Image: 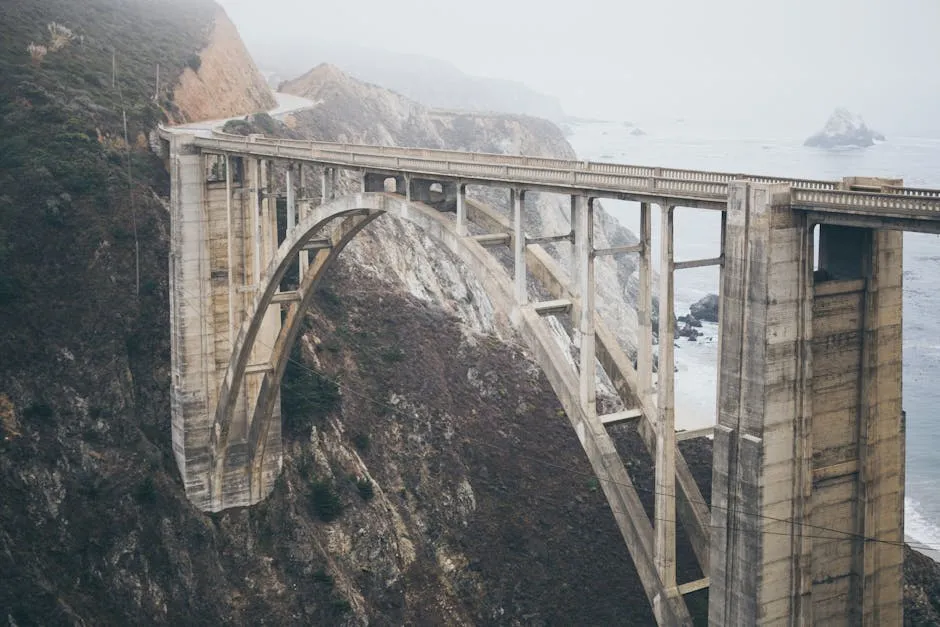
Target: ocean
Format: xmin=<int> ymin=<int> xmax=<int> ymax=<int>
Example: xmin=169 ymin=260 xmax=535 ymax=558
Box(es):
xmin=566 ymin=118 xmax=940 ymax=557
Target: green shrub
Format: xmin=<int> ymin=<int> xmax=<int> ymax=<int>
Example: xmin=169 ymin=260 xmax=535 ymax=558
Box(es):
xmin=351 ymin=431 xmax=369 ymax=452
xmin=133 ymin=476 xmax=157 ymax=504
xmin=312 ymin=569 xmax=334 ymax=586
xmin=185 ymin=53 xmax=201 ymax=72
xmin=281 ymin=344 xmax=341 ymax=437
xmin=356 ymin=477 xmax=374 ymax=501
xmin=310 ymin=479 xmax=342 ymax=522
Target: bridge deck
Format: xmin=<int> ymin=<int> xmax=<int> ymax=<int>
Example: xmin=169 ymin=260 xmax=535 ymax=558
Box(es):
xmin=184 ymin=132 xmax=940 ymax=228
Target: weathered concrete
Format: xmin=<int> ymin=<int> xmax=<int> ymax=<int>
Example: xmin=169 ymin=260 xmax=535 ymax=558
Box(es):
xmin=170 ymin=139 xmax=281 ymax=511
xmin=709 ymin=182 xmax=904 ymax=626
xmin=167 ymin=131 xmax=917 ymax=624
xmin=654 ymin=204 xmax=678 ymax=617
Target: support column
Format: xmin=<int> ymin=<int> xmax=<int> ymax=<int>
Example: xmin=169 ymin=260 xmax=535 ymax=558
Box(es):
xmin=225 ymin=155 xmax=235 ymax=346
xmin=710 ymin=182 xmax=813 ymax=626
xmin=637 ymin=202 xmax=653 ymax=403
xmin=286 ymin=164 xmax=295 ymax=233
xmin=575 ymin=196 xmax=596 ymax=417
xmin=570 ymin=195 xmax=580 ymax=299
xmin=299 ymin=165 xmax=308 ymax=281
xmin=252 ymin=158 xmax=262 ymax=283
xmin=513 ymin=188 xmax=527 ymax=304
xmin=859 ymin=229 xmax=904 ymax=626
xmin=654 ymin=204 xmax=677 ymax=609
xmin=456 ymin=182 xmax=467 ymax=236
xmin=320 ymin=166 xmax=334 ymax=204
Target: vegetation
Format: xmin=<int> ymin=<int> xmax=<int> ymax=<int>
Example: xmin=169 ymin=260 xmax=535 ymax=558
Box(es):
xmin=355 ymin=477 xmax=374 ymax=501
xmin=310 ymin=479 xmax=343 ymax=522
xmin=281 ymin=344 xmax=341 ymax=437
xmin=0 ymin=0 xmax=216 ymax=368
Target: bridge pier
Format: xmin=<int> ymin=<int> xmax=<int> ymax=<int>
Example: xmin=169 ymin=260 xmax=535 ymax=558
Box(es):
xmin=169 ymin=137 xmax=282 ymax=511
xmin=654 ymin=204 xmax=678 ymax=611
xmin=710 ymin=182 xmax=904 ymax=625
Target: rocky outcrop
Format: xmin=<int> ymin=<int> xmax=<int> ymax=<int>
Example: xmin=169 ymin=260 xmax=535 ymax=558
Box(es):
xmin=689 ymin=293 xmax=719 ymax=323
xmin=804 ymin=108 xmax=885 ymax=149
xmin=171 ymin=9 xmax=275 ymax=123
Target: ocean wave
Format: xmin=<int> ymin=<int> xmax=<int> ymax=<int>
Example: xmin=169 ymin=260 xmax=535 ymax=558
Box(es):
xmin=906 ymin=497 xmax=940 ymax=554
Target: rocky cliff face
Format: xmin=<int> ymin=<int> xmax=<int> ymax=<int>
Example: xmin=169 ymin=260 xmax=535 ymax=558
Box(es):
xmin=281 ymin=64 xmax=647 ymax=374
xmin=171 ymin=9 xmax=275 ymax=123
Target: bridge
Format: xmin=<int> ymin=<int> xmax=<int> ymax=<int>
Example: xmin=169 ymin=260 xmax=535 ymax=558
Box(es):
xmin=162 ymin=126 xmax=940 ymax=625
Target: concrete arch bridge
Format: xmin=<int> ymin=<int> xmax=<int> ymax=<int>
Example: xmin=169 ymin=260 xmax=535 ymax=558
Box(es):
xmin=163 ymin=128 xmax=940 ymax=625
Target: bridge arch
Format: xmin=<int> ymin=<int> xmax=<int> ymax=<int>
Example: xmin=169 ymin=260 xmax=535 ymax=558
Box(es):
xmin=209 ymin=191 xmax=693 ymax=625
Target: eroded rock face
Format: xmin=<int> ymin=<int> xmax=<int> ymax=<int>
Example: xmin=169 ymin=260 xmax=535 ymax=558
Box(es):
xmin=804 ymin=108 xmax=885 ymax=149
xmin=171 ymin=9 xmax=275 ymax=123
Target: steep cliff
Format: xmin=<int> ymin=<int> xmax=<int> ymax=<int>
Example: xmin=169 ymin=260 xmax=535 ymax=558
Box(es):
xmin=171 ymin=9 xmax=276 ymax=123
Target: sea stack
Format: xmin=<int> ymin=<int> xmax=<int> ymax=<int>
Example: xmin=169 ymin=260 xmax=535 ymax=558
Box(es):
xmin=804 ymin=108 xmax=885 ymax=149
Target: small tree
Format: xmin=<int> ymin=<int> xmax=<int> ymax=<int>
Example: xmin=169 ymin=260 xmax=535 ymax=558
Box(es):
xmin=47 ymin=22 xmax=75 ymax=51
xmin=27 ymin=43 xmax=47 ymax=65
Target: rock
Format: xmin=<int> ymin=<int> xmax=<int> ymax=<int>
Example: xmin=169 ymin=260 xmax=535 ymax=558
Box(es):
xmin=630 ymin=127 xmax=646 ymax=136
xmin=689 ymin=294 xmax=719 ymax=323
xmin=677 ymin=320 xmax=702 ymax=341
xmin=677 ymin=314 xmax=702 ymax=328
xmin=804 ymin=108 xmax=885 ymax=149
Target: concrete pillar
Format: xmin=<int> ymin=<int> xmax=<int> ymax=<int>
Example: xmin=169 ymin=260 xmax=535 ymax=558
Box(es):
xmin=169 ymin=139 xmax=281 ymax=512
xmin=570 ymin=195 xmax=579 ymax=299
xmin=710 ymin=182 xmax=814 ymax=626
xmin=320 ymin=166 xmax=333 ymax=204
xmin=298 ymin=165 xmax=308 ymax=282
xmin=456 ymin=182 xmax=467 ymax=236
xmin=637 ymin=202 xmax=653 ymax=403
xmin=858 ymin=229 xmax=904 ymax=625
xmin=811 ymin=223 xmax=904 ymax=624
xmin=575 ymin=196 xmax=596 ymax=417
xmin=513 ymin=188 xmax=527 ymax=304
xmin=654 ymin=204 xmax=677 ymax=603
xmin=286 ymin=164 xmax=295 ymax=233
xmin=252 ymin=158 xmax=262 ymax=283
xmin=225 ymin=155 xmax=235 ymax=346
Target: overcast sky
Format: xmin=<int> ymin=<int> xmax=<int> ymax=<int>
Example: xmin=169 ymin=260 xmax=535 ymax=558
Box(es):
xmin=217 ymin=0 xmax=939 ymax=134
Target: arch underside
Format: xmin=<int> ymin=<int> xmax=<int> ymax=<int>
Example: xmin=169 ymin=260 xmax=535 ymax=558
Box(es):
xmin=212 ymin=192 xmax=702 ymax=624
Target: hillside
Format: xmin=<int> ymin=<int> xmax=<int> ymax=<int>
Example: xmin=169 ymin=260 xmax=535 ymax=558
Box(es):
xmin=0 ymin=2 xmax=938 ymax=624
xmin=256 ymin=41 xmax=565 ymax=121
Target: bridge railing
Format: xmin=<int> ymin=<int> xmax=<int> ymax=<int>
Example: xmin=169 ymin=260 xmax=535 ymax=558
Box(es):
xmin=791 ymin=189 xmax=940 ymax=216
xmin=208 ymin=130 xmax=843 ymax=191
xmin=195 ymin=132 xmax=940 ymax=217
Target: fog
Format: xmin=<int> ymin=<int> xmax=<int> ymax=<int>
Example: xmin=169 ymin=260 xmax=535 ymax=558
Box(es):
xmin=218 ymin=0 xmax=940 ymax=136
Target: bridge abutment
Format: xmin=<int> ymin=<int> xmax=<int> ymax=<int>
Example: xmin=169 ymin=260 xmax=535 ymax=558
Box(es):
xmin=710 ymin=182 xmax=904 ymax=625
xmin=170 ymin=138 xmax=282 ymax=511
